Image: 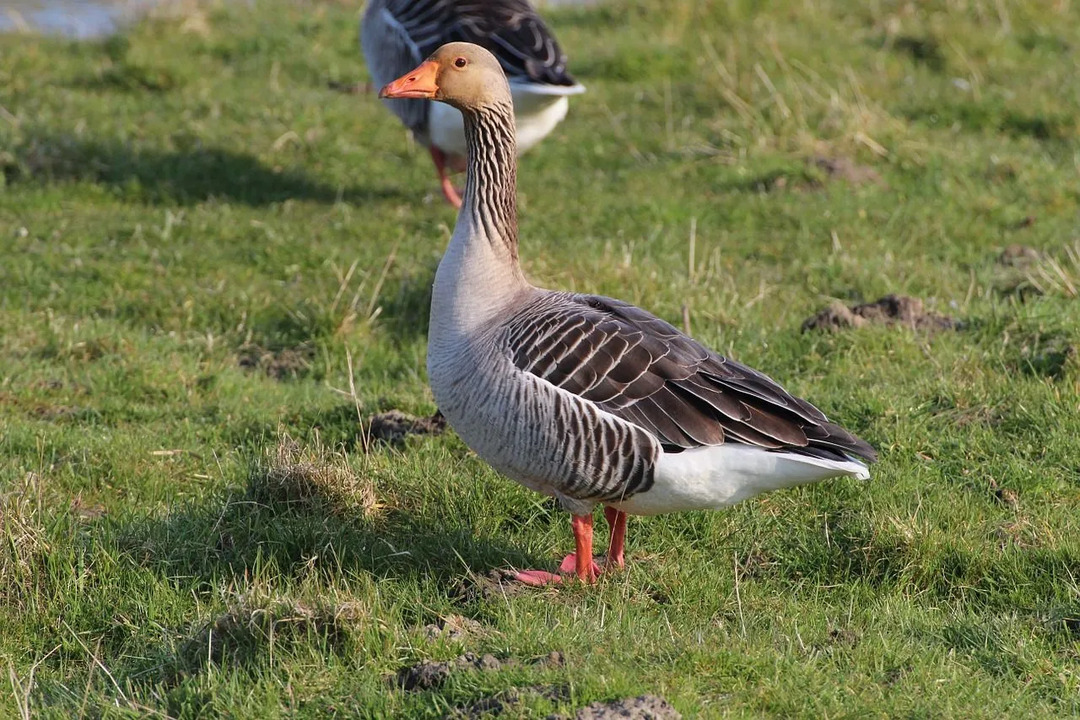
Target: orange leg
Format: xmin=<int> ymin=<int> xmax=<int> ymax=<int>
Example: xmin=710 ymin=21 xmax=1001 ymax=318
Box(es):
xmin=513 ymin=513 xmax=600 ymax=586
xmin=429 ymin=146 xmax=462 ymax=209
xmin=571 ymin=514 xmax=598 ymax=583
xmin=604 ymin=506 xmax=627 ymax=569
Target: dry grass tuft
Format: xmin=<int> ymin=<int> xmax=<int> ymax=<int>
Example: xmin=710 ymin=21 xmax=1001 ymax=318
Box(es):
xmin=1023 ymin=240 xmax=1080 ymax=299
xmin=246 ymin=435 xmax=385 ymax=518
xmin=0 ymin=473 xmax=51 ymax=608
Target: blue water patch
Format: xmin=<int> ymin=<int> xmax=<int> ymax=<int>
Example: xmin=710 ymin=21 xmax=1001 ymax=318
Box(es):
xmin=0 ymin=0 xmax=161 ymax=39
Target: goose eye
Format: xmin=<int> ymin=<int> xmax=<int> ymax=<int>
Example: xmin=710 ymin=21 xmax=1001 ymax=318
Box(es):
xmin=454 ymin=57 xmax=467 ymax=68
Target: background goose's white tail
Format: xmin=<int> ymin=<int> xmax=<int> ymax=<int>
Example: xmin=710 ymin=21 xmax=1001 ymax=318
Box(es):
xmin=612 ymin=444 xmax=870 ymax=516
xmin=509 ymin=80 xmax=587 ymax=96
xmin=428 ymin=87 xmax=577 ymax=157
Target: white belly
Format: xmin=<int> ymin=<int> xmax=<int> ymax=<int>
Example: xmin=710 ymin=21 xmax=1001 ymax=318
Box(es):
xmin=428 ymin=90 xmax=572 ymax=157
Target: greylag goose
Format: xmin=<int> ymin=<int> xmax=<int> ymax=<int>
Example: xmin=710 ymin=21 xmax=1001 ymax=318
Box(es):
xmin=380 ymin=44 xmax=878 ymax=585
xmin=361 ymin=0 xmax=584 ymax=208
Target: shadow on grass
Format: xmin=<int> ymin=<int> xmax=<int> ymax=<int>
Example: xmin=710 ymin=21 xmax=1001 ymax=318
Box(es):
xmin=899 ymin=104 xmax=1074 ymax=142
xmin=3 ymin=131 xmax=402 ymax=206
xmin=106 ymin=451 xmax=539 ymax=685
xmin=377 ymin=263 xmax=438 ymax=344
xmin=113 ymin=468 xmax=537 ymax=594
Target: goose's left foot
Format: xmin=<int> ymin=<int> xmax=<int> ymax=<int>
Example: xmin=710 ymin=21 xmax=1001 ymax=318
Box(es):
xmin=512 ymin=513 xmax=600 ymax=585
xmin=512 ymin=510 xmax=632 ymax=586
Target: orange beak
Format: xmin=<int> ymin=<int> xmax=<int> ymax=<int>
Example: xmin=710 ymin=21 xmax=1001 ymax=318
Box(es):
xmin=379 ymin=60 xmax=440 ymax=100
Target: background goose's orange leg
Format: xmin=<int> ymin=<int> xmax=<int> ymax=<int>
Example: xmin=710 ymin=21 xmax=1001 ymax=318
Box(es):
xmin=429 ymin=146 xmax=462 ymax=208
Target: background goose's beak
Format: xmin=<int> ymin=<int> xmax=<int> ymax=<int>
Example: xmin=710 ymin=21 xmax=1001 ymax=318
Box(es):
xmin=379 ymin=60 xmax=439 ymax=99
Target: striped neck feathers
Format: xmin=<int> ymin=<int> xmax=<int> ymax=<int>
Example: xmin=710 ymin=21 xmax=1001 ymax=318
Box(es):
xmin=458 ymin=101 xmax=520 ymax=266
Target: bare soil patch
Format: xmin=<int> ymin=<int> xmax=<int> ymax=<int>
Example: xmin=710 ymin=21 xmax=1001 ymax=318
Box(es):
xmin=237 ymin=344 xmax=314 ymax=379
xmin=395 ymin=651 xmax=565 ymax=691
xmin=421 ymin=613 xmax=486 ymax=642
xmin=574 ymin=694 xmax=682 ymax=720
xmin=812 ymin=156 xmax=887 ymax=188
xmin=998 ymin=244 xmax=1043 ymax=267
xmin=802 ymin=294 xmax=958 ymax=332
xmin=452 ymin=569 xmax=539 ymax=604
xmin=367 ymin=409 xmax=446 ymax=445
xmin=454 ymin=684 xmax=570 ymax=718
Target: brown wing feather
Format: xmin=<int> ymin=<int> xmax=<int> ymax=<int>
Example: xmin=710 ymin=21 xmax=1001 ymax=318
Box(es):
xmin=382 ymin=0 xmax=579 ymax=87
xmin=500 ymin=292 xmax=878 ymax=464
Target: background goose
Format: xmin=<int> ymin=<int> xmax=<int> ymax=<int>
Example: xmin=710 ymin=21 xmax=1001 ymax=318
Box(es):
xmin=380 ymin=43 xmax=878 ymax=585
xmin=362 ymin=0 xmax=584 ymax=208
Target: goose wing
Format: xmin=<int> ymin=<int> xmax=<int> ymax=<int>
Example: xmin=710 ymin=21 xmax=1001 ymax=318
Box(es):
xmin=501 ymin=293 xmax=877 ymax=463
xmin=372 ymin=0 xmax=580 ymax=88
xmin=360 ymin=0 xmax=430 ymax=133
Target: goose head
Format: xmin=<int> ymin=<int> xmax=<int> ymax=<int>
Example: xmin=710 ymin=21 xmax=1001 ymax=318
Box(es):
xmin=379 ymin=42 xmax=510 ymax=112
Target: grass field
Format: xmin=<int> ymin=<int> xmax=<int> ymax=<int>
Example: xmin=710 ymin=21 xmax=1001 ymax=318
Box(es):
xmin=2 ymin=0 xmax=1080 ymax=716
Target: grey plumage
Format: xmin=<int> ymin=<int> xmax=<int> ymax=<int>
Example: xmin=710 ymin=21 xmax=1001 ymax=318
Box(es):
xmin=409 ymin=42 xmax=876 ymax=523
xmin=362 ymin=0 xmax=579 ymax=141
xmin=500 ymin=293 xmax=879 ymax=463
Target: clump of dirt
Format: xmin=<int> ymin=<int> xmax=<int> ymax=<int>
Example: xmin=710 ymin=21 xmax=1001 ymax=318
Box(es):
xmin=69 ymin=494 xmax=106 ymax=521
xmin=246 ymin=435 xmax=384 ymax=518
xmin=395 ymin=651 xmax=567 ymax=691
xmin=237 ymin=344 xmax=313 ymax=380
xmin=394 ymin=653 xmax=504 ymax=691
xmin=396 ymin=659 xmax=454 ymax=691
xmin=801 ymin=294 xmax=958 ymax=332
xmin=994 ymin=244 xmax=1046 ymax=299
xmin=812 ymin=156 xmax=886 ymax=188
xmin=367 ymin=410 xmax=446 ymax=445
xmin=737 ymin=548 xmax=777 ymax=579
xmin=452 ymin=569 xmax=537 ymax=604
xmin=988 ymin=479 xmax=1020 ymax=510
xmin=998 ymin=244 xmax=1043 ymax=266
xmin=29 ymin=403 xmax=82 ymax=421
xmin=574 ymin=695 xmax=682 ymax=720
xmin=828 ymin=627 xmax=860 ymax=648
xmin=995 ymin=519 xmax=1039 ymax=550
xmin=453 ymin=684 xmax=570 ymax=718
xmin=421 ymin=614 xmax=486 ymax=642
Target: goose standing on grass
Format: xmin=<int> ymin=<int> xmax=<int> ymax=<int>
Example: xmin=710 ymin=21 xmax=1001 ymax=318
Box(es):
xmin=361 ymin=0 xmax=584 ymax=208
xmin=380 ymin=43 xmax=878 ymax=585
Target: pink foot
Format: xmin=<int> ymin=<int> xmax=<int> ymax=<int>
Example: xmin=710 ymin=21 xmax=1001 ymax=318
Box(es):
xmin=511 ymin=556 xmax=602 ymax=586
xmin=508 ymin=514 xmax=603 ymax=586
xmin=512 ymin=569 xmax=565 ymax=586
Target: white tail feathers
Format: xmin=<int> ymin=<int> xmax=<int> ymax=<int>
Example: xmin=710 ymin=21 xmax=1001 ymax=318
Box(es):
xmin=611 ymin=444 xmax=871 ymax=516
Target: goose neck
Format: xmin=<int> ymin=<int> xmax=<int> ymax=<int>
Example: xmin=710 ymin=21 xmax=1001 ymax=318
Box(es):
xmin=431 ymin=99 xmax=527 ymax=338
xmin=457 ymin=101 xmax=520 ymax=269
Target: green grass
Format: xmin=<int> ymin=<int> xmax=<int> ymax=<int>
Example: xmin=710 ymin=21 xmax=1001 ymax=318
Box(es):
xmin=2 ymin=0 xmax=1080 ymax=716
